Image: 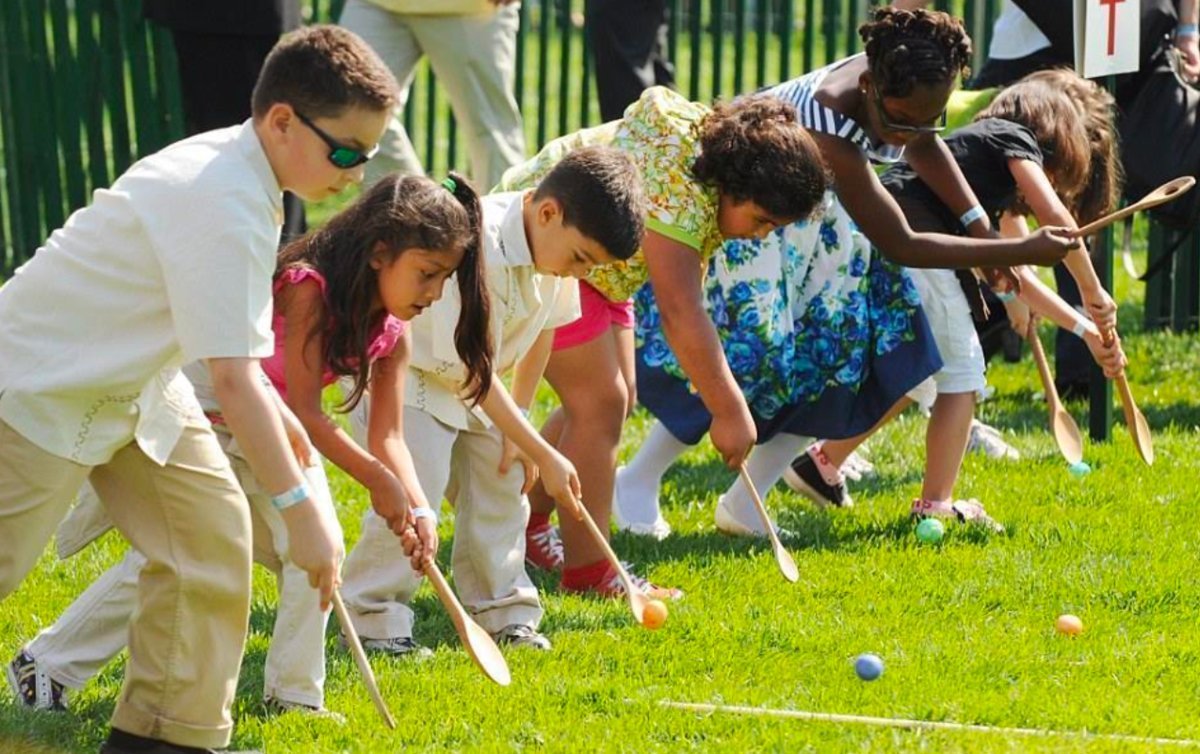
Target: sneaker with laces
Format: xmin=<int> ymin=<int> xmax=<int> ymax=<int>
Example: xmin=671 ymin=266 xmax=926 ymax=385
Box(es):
xmin=966 ymin=419 xmax=1020 ymax=460
xmin=782 ymin=445 xmax=853 ymax=508
xmin=6 ymin=649 xmax=67 ymax=712
xmin=525 ymin=521 xmax=565 ymax=572
xmin=345 ymin=635 xmax=433 ymax=659
xmin=563 ymin=562 xmax=683 ymax=601
xmin=264 ymin=696 xmax=346 ymax=724
xmin=910 ymin=497 xmax=1004 ymax=533
xmin=491 ymin=624 xmax=552 ymax=651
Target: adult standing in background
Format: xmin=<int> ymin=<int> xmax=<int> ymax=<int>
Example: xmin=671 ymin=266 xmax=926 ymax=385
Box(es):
xmin=585 ymin=0 xmax=676 ymax=121
xmin=339 ymin=0 xmax=526 ymax=190
xmin=143 ymin=0 xmax=307 ymax=241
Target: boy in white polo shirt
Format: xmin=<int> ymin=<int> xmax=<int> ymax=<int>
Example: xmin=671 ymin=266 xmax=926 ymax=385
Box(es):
xmin=340 ymin=146 xmax=645 ymax=651
xmin=0 ymin=26 xmax=398 ymax=754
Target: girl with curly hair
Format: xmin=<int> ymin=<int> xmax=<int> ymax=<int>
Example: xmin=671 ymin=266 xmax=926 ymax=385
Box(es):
xmin=616 ymin=8 xmax=1084 ymax=539
xmin=497 ymin=86 xmax=828 ymax=598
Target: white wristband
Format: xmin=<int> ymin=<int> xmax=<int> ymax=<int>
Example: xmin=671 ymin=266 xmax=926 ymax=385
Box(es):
xmin=270 ymin=482 xmax=310 ymax=511
xmin=410 ymin=506 xmax=438 ymax=524
xmin=959 ymin=205 xmax=987 ymax=228
xmin=1071 ymin=320 xmax=1088 ymax=338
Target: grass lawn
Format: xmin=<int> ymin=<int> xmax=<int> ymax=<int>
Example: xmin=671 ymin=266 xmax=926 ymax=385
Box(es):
xmin=3 ymin=235 xmax=1200 ymax=753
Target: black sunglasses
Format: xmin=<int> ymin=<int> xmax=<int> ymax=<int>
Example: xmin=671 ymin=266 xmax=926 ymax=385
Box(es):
xmin=871 ymin=85 xmax=947 ymax=134
xmin=295 ymin=111 xmax=379 ymax=168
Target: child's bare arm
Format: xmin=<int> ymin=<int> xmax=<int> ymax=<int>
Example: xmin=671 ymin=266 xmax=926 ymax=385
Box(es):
xmin=822 ymin=134 xmax=1070 ymax=269
xmin=479 ymin=374 xmax=582 ymax=517
xmin=279 ymin=280 xmax=412 ymax=535
xmin=1014 ymin=267 xmax=1126 ymax=377
xmin=510 ymin=329 xmax=554 ymax=412
xmin=1009 ymin=158 xmax=1117 ymax=330
xmin=642 ymin=229 xmax=754 ymax=468
xmin=905 ymin=133 xmax=997 ymax=238
xmin=208 ymin=356 xmax=343 ymax=609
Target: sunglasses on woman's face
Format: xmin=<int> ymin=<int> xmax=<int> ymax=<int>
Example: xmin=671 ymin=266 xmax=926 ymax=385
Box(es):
xmin=295 ymin=111 xmax=379 ymax=168
xmin=871 ymin=86 xmax=948 ymax=134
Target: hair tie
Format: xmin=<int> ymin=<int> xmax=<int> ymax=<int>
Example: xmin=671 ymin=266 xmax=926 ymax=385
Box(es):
xmin=441 ymin=177 xmax=457 ymax=193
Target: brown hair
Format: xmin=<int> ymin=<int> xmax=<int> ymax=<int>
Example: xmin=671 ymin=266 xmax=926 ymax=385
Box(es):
xmin=977 ymin=70 xmax=1121 ymax=223
xmin=860 ymin=7 xmax=972 ymax=97
xmin=276 ymin=172 xmax=493 ymax=410
xmin=692 ymin=94 xmax=829 ymax=222
xmin=532 ymin=145 xmax=646 ymax=261
xmin=1020 ymin=69 xmax=1123 ymax=224
xmin=252 ymin=25 xmax=399 ymax=119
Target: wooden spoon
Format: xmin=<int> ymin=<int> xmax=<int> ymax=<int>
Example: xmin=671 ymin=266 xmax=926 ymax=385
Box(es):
xmin=425 ymin=562 xmax=512 ymax=686
xmin=738 ymin=465 xmax=800 ymax=583
xmin=1026 ymin=321 xmax=1085 ymax=465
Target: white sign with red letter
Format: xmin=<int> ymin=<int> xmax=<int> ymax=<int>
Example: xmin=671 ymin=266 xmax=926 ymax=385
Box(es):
xmin=1074 ymin=0 xmax=1140 ymax=77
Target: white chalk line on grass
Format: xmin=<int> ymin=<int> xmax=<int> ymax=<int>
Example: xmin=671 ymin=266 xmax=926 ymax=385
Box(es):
xmin=660 ymin=701 xmax=1200 ymax=748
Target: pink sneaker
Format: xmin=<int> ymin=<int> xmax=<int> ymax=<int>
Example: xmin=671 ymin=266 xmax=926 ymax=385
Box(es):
xmin=525 ymin=522 xmax=565 ymax=572
xmin=910 ymin=498 xmax=1004 ymax=533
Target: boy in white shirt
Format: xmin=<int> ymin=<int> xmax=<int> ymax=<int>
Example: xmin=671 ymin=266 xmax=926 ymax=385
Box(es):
xmin=340 ymin=146 xmax=646 ymax=651
xmin=0 ymin=26 xmax=399 ymax=754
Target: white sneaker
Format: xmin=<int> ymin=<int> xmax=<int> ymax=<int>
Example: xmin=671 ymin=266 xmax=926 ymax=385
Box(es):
xmin=841 ymin=449 xmax=877 ymax=481
xmin=714 ymin=495 xmax=790 ymax=538
xmin=612 ymin=466 xmax=672 ymax=540
xmin=966 ymin=419 xmax=1020 ymax=460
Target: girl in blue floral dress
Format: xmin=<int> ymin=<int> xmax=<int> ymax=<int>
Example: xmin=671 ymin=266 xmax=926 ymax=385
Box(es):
xmin=616 ymin=7 xmax=1081 ymax=538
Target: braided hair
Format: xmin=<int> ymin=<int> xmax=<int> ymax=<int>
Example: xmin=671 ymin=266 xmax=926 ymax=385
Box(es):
xmin=859 ymin=7 xmax=972 ymax=97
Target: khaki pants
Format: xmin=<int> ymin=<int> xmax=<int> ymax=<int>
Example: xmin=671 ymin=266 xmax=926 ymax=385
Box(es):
xmin=0 ymin=417 xmax=250 ymax=749
xmin=27 ymin=429 xmax=334 ymax=708
xmin=340 ymin=405 xmax=542 ymax=637
xmin=340 ymin=0 xmax=526 ymax=190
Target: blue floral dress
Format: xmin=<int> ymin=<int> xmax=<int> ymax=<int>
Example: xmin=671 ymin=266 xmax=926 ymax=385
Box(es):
xmin=635 ymin=56 xmax=942 ymax=443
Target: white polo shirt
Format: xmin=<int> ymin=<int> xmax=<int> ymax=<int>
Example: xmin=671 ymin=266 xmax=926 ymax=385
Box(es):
xmin=406 ymin=191 xmax=580 ymax=430
xmin=0 ymin=121 xmax=282 ymax=465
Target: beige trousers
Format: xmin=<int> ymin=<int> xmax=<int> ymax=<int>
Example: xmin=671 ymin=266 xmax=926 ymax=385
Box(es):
xmin=0 ymin=417 xmax=250 ymax=748
xmin=340 ymin=405 xmax=542 ymax=637
xmin=26 ymin=430 xmax=334 ymax=708
xmin=340 ymin=0 xmax=526 ymax=190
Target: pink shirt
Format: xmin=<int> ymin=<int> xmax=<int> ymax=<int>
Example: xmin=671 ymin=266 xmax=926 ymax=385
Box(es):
xmin=262 ymin=266 xmax=407 ymax=400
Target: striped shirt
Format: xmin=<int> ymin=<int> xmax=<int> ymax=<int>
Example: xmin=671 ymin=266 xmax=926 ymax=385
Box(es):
xmin=766 ymin=54 xmax=905 ymax=165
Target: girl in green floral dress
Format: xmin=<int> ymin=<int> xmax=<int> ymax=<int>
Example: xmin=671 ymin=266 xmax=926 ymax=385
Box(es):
xmin=616 ymin=8 xmax=1081 ymax=539
xmin=499 ymin=86 xmax=828 ymax=597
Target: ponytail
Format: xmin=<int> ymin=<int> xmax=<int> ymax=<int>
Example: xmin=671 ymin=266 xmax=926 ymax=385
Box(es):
xmin=444 ymin=172 xmax=493 ymax=405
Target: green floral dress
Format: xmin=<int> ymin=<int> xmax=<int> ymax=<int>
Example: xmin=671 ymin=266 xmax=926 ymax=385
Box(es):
xmin=497 ymin=86 xmax=722 ymax=303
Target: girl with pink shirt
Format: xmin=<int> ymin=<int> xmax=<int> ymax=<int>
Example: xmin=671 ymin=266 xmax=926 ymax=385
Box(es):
xmin=6 ymin=173 xmax=491 ymax=718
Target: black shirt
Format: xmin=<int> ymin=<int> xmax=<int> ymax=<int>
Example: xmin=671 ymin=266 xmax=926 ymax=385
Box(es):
xmin=878 ymin=118 xmax=1044 ymax=235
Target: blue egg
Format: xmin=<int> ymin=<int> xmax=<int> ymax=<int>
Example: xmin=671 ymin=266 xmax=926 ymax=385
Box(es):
xmin=1068 ymin=461 xmax=1092 ymax=477
xmin=854 ymin=653 xmax=884 ymax=681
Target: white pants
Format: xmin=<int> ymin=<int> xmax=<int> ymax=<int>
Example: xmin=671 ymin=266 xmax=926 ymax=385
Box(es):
xmin=340 ymin=405 xmax=542 ymax=637
xmin=28 ymin=429 xmax=336 ymax=708
xmin=340 ymin=0 xmax=526 ymax=190
xmin=906 ymin=267 xmax=988 ymax=409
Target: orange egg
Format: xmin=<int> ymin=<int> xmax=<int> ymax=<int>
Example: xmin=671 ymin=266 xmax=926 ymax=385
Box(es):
xmin=641 ymin=599 xmax=668 ymax=630
xmin=1056 ymin=614 xmax=1084 ymax=636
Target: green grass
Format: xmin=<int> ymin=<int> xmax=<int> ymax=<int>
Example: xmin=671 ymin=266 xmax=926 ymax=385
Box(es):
xmin=4 ymin=239 xmax=1200 ymax=753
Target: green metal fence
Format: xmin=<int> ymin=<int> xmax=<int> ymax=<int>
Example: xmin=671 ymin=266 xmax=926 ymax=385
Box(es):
xmin=17 ymin=0 xmax=1190 ymax=333
xmin=0 ymin=0 xmax=1007 ymax=276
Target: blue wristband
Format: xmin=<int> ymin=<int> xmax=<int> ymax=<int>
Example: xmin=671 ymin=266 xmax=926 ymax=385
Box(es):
xmin=410 ymin=506 xmax=438 ymax=524
xmin=270 ymin=482 xmax=310 ymax=511
xmin=994 ymin=289 xmax=1017 ymax=303
xmin=1177 ymin=22 xmax=1199 ymax=37
xmin=959 ymin=205 xmax=987 ymax=228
